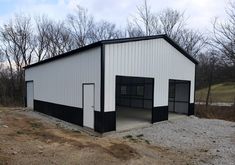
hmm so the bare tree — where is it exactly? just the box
[213,0,235,65]
[67,6,94,47]
[34,16,74,60]
[0,15,34,69]
[0,14,34,104]
[135,0,154,35]
[127,0,161,36]
[127,0,206,58]
[90,21,123,42]
[34,15,51,62]
[180,29,207,57]
[126,21,145,37]
[205,51,217,107]
[158,8,186,42]
[44,20,73,57]
[196,51,218,106]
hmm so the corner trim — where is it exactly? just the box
[94,111,116,133]
[152,106,168,123]
[101,44,105,113]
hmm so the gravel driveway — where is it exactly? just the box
[110,116,235,165]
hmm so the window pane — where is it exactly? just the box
[121,86,127,95]
[137,86,144,96]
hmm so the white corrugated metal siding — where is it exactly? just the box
[104,38,195,112]
[25,47,101,111]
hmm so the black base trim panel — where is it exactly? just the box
[94,111,116,133]
[34,100,83,126]
[152,106,168,123]
[24,96,27,107]
[188,103,195,116]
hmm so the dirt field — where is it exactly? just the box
[0,107,234,165]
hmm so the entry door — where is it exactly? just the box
[26,81,34,109]
[175,83,190,114]
[83,84,95,129]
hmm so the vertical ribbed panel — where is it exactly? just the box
[104,39,195,112]
[25,47,101,111]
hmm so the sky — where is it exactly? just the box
[0,0,230,34]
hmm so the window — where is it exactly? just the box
[136,86,144,96]
[121,86,127,95]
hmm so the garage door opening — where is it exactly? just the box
[168,80,190,118]
[115,76,154,131]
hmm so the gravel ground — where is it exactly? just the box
[110,116,235,165]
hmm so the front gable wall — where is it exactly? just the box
[104,38,195,112]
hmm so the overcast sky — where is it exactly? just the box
[0,0,229,33]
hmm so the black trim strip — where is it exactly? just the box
[194,65,196,104]
[188,103,195,116]
[152,78,155,122]
[101,44,105,113]
[94,111,116,133]
[34,100,83,126]
[152,106,168,123]
[169,100,189,103]
[94,43,107,133]
[24,35,198,69]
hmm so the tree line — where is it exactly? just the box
[0,0,234,106]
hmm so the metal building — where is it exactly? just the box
[25,35,198,133]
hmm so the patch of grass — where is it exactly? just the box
[73,130,81,133]
[123,135,133,139]
[123,135,139,143]
[123,134,150,144]
[107,143,140,160]
[144,139,150,144]
[0,155,9,164]
[16,131,24,135]
[29,122,42,129]
[136,134,144,138]
[196,82,235,103]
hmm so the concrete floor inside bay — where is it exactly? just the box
[116,106,186,131]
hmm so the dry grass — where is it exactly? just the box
[195,104,235,122]
[196,82,235,103]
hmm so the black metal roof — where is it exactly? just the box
[24,34,198,69]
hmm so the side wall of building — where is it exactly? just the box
[25,47,101,126]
